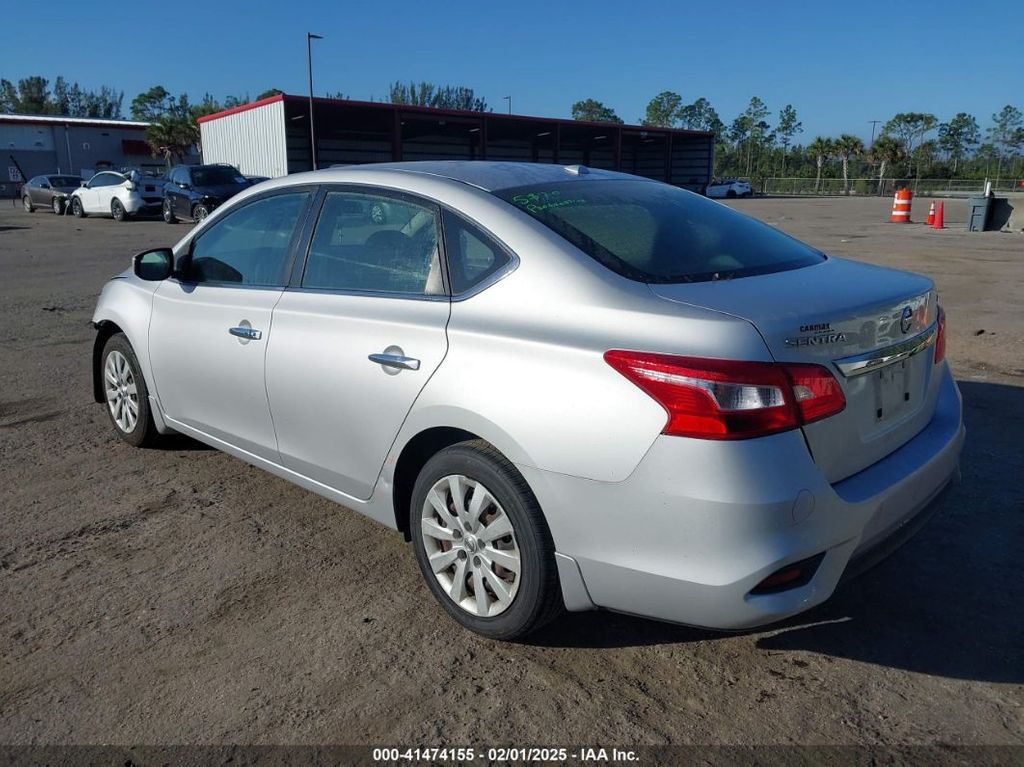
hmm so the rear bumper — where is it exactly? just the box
[520,365,965,630]
[122,194,163,214]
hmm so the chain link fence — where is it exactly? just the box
[759,177,1024,197]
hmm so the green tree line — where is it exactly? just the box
[572,91,1024,184]
[3,75,1021,181]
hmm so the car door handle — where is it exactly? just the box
[368,352,420,370]
[229,326,262,341]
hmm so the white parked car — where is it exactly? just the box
[706,178,753,198]
[70,171,164,221]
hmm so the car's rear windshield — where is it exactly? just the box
[49,176,80,187]
[192,166,245,186]
[494,179,824,283]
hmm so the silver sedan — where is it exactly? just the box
[91,161,964,639]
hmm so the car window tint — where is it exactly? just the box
[495,179,824,283]
[185,192,309,286]
[192,166,243,186]
[302,191,443,296]
[441,210,511,294]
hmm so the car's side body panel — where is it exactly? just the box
[266,291,451,500]
[148,281,284,460]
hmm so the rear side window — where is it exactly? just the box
[185,192,309,286]
[441,210,511,294]
[495,179,824,283]
[302,191,444,296]
[91,173,122,188]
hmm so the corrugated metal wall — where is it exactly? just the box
[200,97,713,189]
[200,100,287,177]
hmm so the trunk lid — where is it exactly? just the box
[650,257,941,483]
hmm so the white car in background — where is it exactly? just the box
[706,178,753,198]
[70,171,164,221]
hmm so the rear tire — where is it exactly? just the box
[23,196,34,213]
[100,333,161,448]
[71,197,85,217]
[162,198,177,223]
[410,440,563,640]
[111,198,126,221]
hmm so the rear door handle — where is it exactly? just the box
[229,326,262,341]
[368,352,420,371]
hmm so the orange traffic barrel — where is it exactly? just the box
[890,189,913,222]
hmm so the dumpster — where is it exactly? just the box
[968,195,993,232]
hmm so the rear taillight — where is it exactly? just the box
[934,305,946,364]
[604,351,846,440]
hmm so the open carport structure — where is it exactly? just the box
[198,94,714,190]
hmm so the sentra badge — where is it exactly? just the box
[785,321,847,347]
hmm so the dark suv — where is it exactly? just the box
[162,164,251,224]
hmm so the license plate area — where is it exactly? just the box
[873,360,912,422]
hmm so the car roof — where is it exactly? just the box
[319,160,644,192]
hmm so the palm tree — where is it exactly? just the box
[806,137,834,193]
[869,136,905,196]
[834,134,865,194]
[146,115,199,170]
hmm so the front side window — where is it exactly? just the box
[495,179,824,283]
[49,176,80,187]
[441,210,511,294]
[302,190,443,296]
[184,192,310,286]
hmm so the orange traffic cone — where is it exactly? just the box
[932,201,944,230]
[926,201,936,226]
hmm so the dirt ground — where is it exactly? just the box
[0,194,1021,747]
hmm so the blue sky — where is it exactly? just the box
[4,0,1021,142]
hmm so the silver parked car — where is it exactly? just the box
[91,161,964,640]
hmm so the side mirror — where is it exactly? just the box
[133,248,174,281]
[177,182,190,190]
[40,182,50,189]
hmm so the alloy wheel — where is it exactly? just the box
[104,350,139,433]
[52,197,62,215]
[420,474,521,617]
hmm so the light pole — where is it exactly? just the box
[868,120,881,146]
[503,96,511,115]
[307,32,323,170]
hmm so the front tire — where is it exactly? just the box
[162,198,177,224]
[410,440,563,640]
[192,204,209,223]
[100,333,160,448]
[726,189,737,198]
[71,197,86,217]
[23,196,34,213]
[111,198,126,221]
[52,197,64,215]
